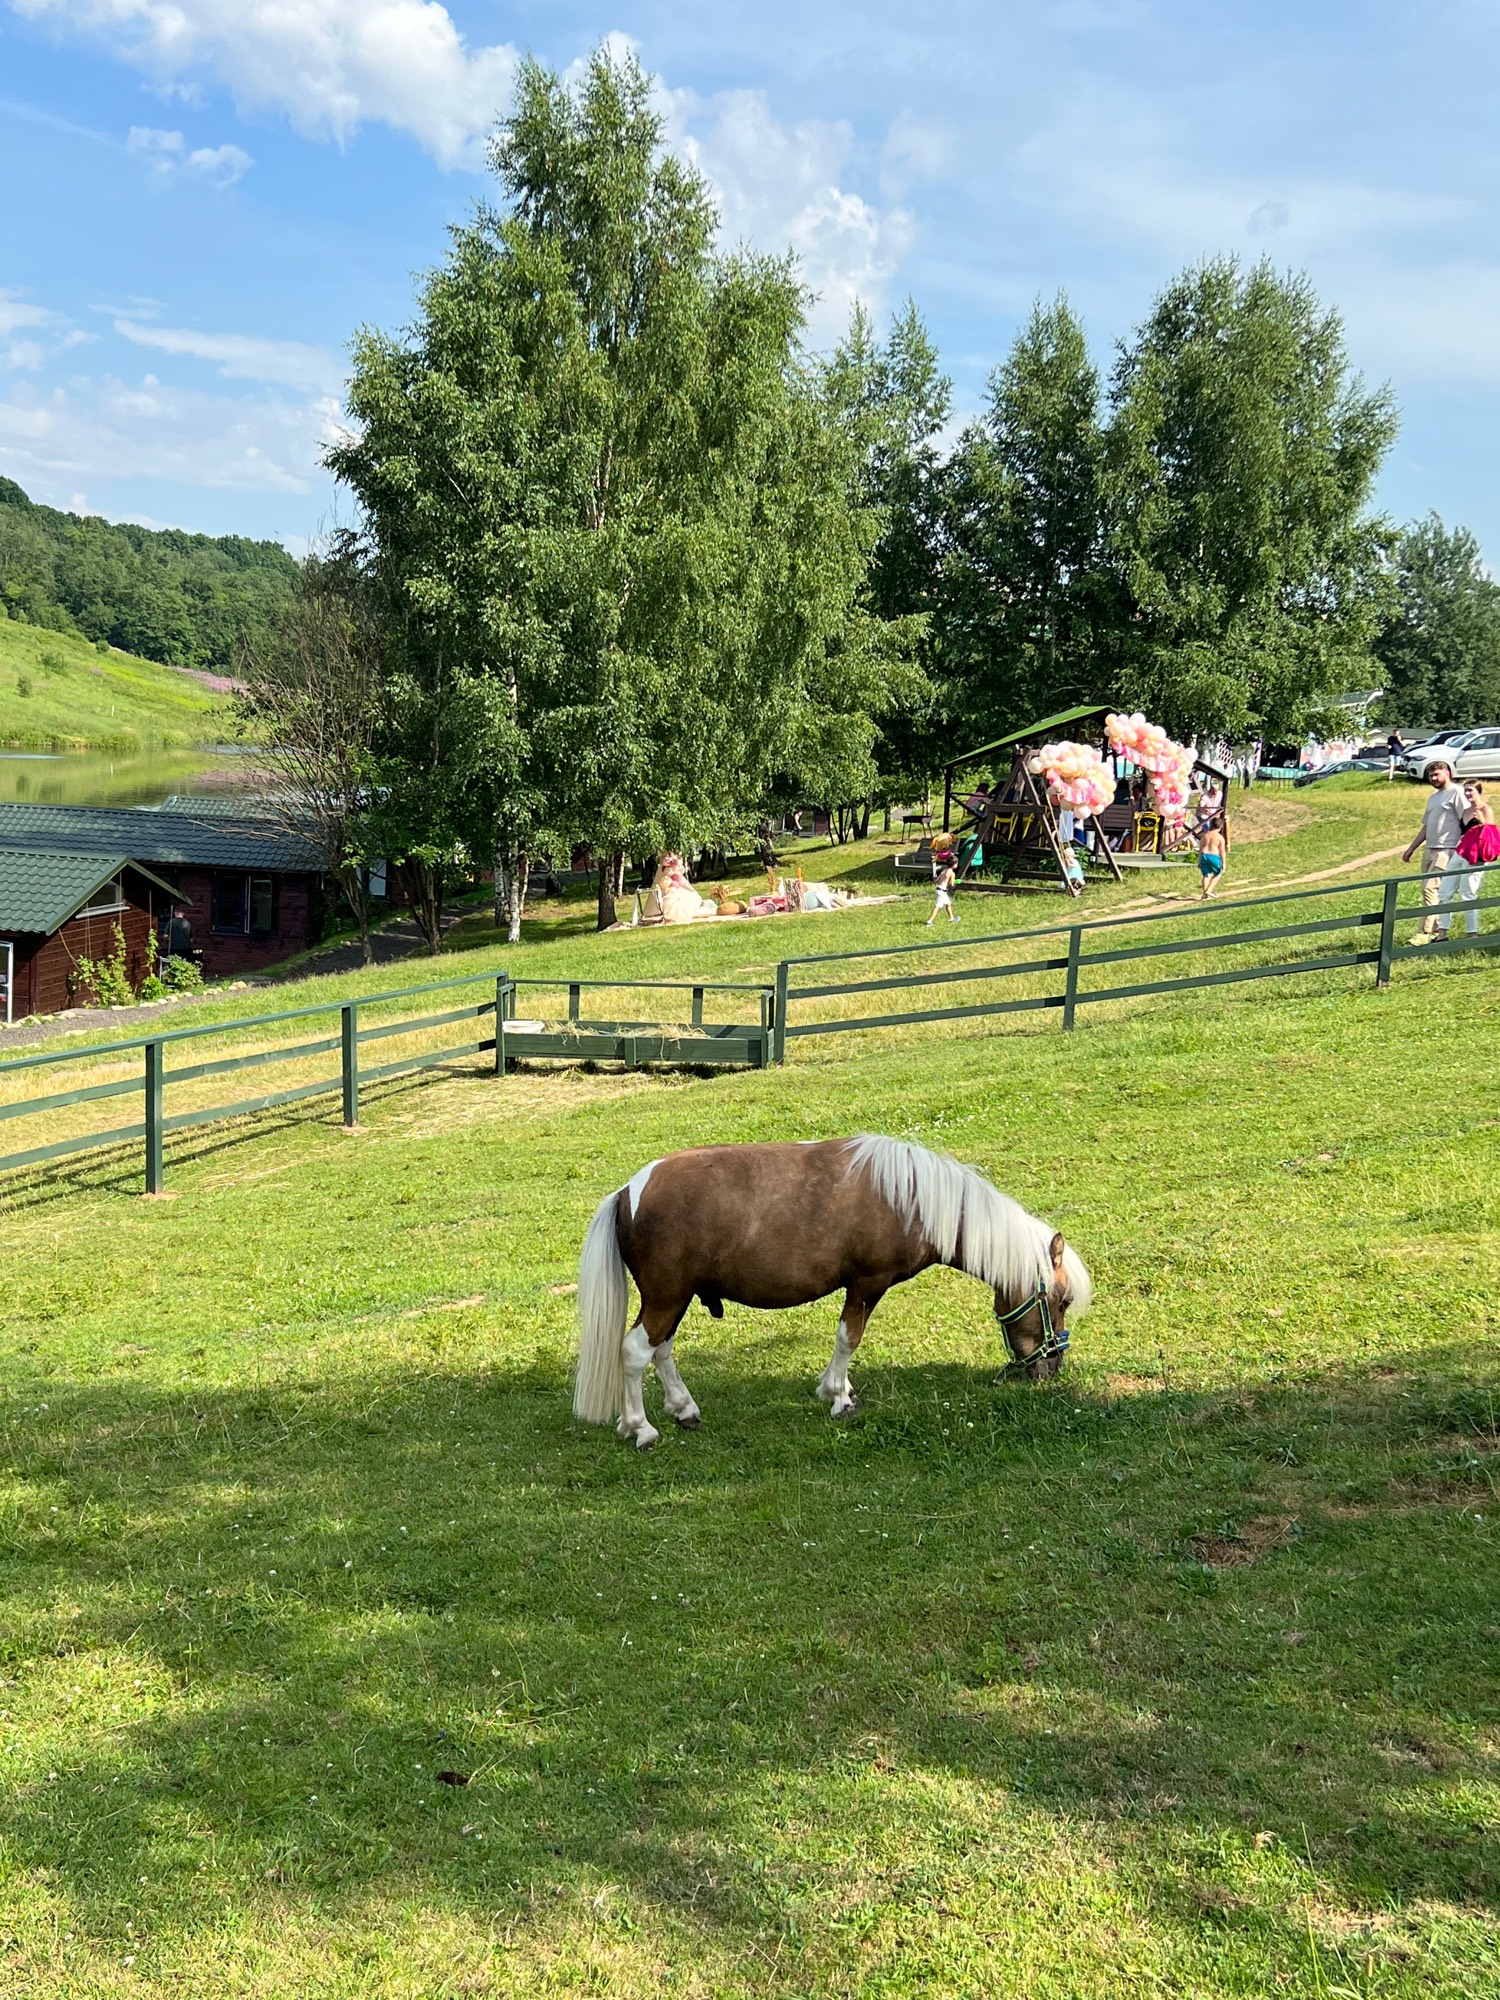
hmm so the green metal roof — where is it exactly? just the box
[0,850,179,936]
[0,802,318,871]
[944,706,1113,773]
[157,794,283,819]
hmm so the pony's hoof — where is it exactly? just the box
[675,1413,701,1430]
[635,1427,660,1451]
[831,1395,861,1419]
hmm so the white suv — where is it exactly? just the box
[1406,730,1498,779]
[1450,728,1500,780]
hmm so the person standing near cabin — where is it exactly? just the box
[927,858,959,925]
[1404,760,1466,942]
[1196,817,1228,897]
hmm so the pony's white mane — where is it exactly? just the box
[845,1133,1092,1311]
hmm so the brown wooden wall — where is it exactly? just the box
[2,885,156,1020]
[169,869,320,976]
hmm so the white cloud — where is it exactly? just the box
[1005,82,1500,387]
[0,370,339,498]
[668,85,913,343]
[0,291,87,372]
[113,317,343,394]
[1013,85,1470,261]
[11,0,519,169]
[881,113,957,193]
[126,124,252,184]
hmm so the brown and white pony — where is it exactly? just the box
[573,1134,1092,1448]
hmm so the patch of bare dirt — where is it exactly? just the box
[1227,794,1316,844]
[1104,1372,1165,1396]
[1188,1513,1296,1567]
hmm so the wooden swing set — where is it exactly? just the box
[939,706,1230,897]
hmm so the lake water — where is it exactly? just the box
[0,747,260,809]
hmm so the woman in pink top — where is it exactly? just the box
[1437,783,1499,937]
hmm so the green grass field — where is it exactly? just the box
[0,772,1496,1998]
[0,622,228,749]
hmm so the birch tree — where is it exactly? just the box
[330,46,913,936]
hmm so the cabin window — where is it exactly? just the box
[249,875,275,935]
[213,872,277,935]
[212,873,247,934]
[79,876,127,917]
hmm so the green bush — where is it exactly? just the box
[73,924,136,1007]
[15,673,31,698]
[161,954,204,994]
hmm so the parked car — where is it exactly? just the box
[1405,730,1498,778]
[1293,754,1390,786]
[1449,727,1500,780]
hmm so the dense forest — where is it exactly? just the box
[0,478,297,669]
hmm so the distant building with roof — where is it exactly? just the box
[0,850,179,1020]
[0,800,328,1017]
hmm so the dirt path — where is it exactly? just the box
[1106,844,1406,919]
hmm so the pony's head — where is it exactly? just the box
[994,1231,1091,1380]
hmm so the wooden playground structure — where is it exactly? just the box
[934,705,1230,897]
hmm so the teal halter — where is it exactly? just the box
[996,1287,1069,1371]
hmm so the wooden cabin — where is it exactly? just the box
[0,850,178,1021]
[0,801,326,991]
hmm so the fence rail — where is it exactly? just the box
[2,860,1495,1193]
[0,970,771,1190]
[771,861,1500,1057]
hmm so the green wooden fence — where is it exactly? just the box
[770,861,1500,1057]
[3,861,1493,1191]
[0,970,771,1190]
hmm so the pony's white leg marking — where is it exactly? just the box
[652,1338,700,1427]
[817,1320,858,1417]
[617,1321,660,1450]
[625,1160,659,1221]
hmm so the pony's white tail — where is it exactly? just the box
[573,1191,629,1424]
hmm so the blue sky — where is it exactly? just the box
[2,0,1498,558]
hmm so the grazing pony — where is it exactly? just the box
[573,1134,1092,1449]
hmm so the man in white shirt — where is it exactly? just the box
[1402,761,1466,941]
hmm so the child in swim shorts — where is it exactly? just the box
[1197,819,1227,897]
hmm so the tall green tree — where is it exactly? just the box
[235,547,384,964]
[330,46,912,935]
[937,295,1110,740]
[0,476,296,667]
[1375,514,1500,727]
[1104,258,1396,740]
[824,300,950,794]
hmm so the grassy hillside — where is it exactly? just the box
[0,939,1494,1996]
[0,620,228,749]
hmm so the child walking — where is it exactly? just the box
[927,858,959,925]
[1196,817,1227,898]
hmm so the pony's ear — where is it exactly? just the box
[1049,1231,1066,1277]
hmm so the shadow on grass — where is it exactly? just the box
[1,1341,1496,1953]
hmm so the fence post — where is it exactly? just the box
[773,961,789,1064]
[494,970,509,1077]
[1062,925,1082,1031]
[143,1039,163,1195]
[1374,876,1400,989]
[691,984,704,1030]
[341,1002,360,1129]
